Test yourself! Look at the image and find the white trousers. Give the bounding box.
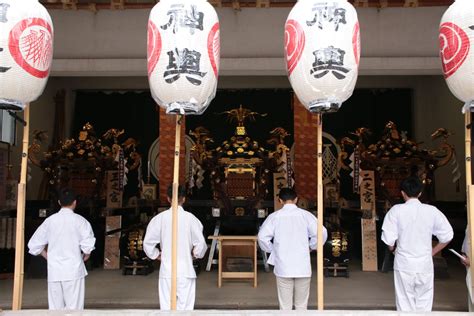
[159,277,196,310]
[48,277,85,310]
[394,270,433,312]
[275,276,311,310]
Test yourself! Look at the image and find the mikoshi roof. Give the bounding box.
[40,0,454,10]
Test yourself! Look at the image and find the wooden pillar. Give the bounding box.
[316,113,324,310]
[170,115,182,310]
[158,108,186,203]
[12,105,29,310]
[293,95,318,200]
[465,113,474,299]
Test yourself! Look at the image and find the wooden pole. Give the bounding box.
[12,104,30,310]
[170,114,182,310]
[464,112,474,298]
[316,113,324,310]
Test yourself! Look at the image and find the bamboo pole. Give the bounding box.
[12,104,30,310]
[316,113,324,310]
[170,114,182,310]
[465,112,474,298]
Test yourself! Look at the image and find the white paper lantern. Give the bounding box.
[285,0,360,113]
[148,0,220,115]
[439,0,474,113]
[0,0,54,111]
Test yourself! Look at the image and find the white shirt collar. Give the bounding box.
[281,203,298,210]
[59,207,74,213]
[405,198,421,205]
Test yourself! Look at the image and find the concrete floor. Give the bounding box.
[0,259,470,311]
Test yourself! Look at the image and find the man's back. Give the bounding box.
[28,208,95,282]
[382,199,453,273]
[258,204,327,277]
[144,206,207,279]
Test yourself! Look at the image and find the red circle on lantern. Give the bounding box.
[147,20,161,77]
[352,22,360,66]
[8,18,53,79]
[439,22,470,79]
[285,19,305,76]
[207,22,220,78]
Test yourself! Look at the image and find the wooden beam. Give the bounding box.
[354,0,369,8]
[61,0,77,10]
[232,0,241,11]
[209,0,223,7]
[404,0,420,7]
[110,0,125,10]
[88,3,97,13]
[256,0,271,8]
[379,0,389,8]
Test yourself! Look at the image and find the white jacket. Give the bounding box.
[382,199,453,273]
[143,206,207,279]
[258,204,328,278]
[28,208,96,282]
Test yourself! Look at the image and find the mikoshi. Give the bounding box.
[284,0,360,309]
[147,0,220,309]
[0,0,54,310]
[439,0,474,304]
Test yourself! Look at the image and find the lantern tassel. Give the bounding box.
[462,100,474,114]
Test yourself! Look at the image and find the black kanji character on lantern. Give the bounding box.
[164,48,206,86]
[310,46,350,80]
[161,4,204,34]
[307,3,346,31]
[0,3,9,23]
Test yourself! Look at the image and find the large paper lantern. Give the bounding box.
[148,0,220,115]
[439,0,474,113]
[285,0,360,113]
[0,0,54,111]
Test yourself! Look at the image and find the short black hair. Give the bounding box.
[167,184,187,200]
[58,188,76,206]
[400,176,423,198]
[278,187,297,201]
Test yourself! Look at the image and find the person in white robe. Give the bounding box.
[28,188,96,310]
[258,187,328,310]
[461,227,473,311]
[382,176,453,312]
[143,185,207,310]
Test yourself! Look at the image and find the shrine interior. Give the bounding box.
[0,0,472,311]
